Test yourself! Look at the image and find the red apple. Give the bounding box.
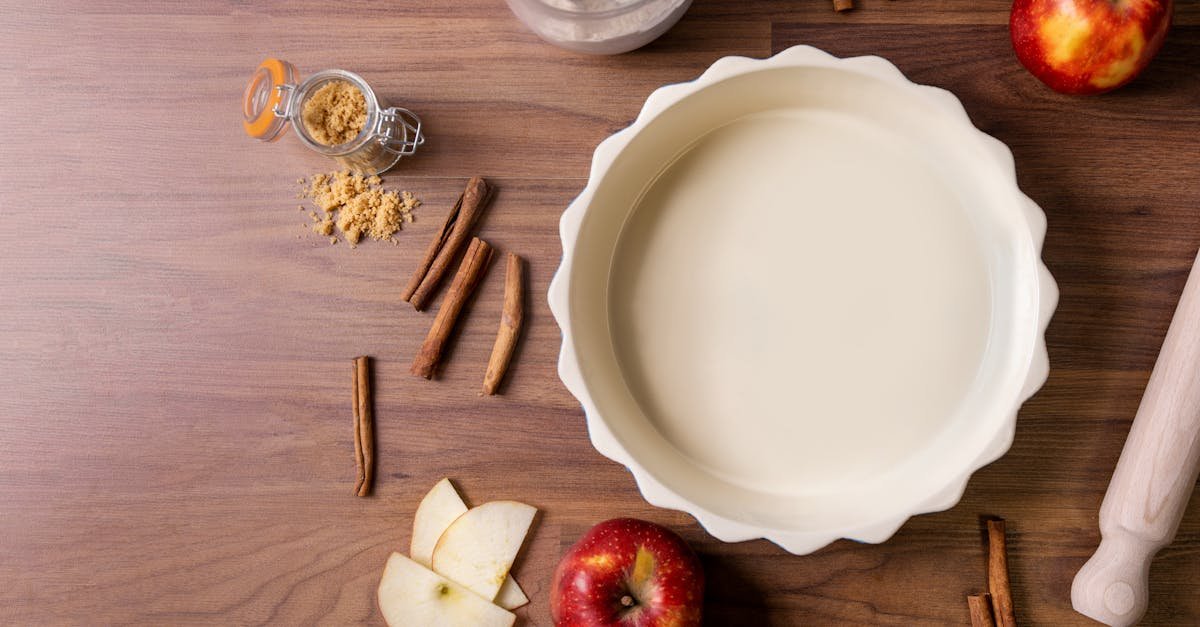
[1010,0,1172,94]
[551,518,703,627]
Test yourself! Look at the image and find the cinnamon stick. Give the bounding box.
[402,177,492,311]
[352,355,374,497]
[986,519,1016,627]
[352,363,364,493]
[968,593,996,627]
[483,253,525,395]
[411,238,494,379]
[833,0,853,11]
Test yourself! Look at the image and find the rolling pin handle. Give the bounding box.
[1071,527,1156,625]
[1073,248,1200,625]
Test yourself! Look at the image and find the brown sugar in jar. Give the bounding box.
[243,59,424,175]
[301,80,367,146]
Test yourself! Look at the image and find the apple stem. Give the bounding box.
[620,595,636,608]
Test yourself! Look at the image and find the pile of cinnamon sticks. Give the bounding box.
[968,518,1018,627]
[349,177,525,498]
[404,176,524,393]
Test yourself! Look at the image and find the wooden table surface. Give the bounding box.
[4,1,1200,625]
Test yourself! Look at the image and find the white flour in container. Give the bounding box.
[546,0,686,42]
[513,0,691,51]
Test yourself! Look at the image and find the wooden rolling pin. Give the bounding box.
[1072,249,1200,626]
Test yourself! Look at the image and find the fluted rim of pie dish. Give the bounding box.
[548,45,1057,554]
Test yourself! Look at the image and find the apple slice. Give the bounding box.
[411,479,529,607]
[411,478,469,567]
[378,552,515,627]
[495,576,529,610]
[431,500,537,602]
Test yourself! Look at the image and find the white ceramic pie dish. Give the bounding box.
[548,45,1057,554]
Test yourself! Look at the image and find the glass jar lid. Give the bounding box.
[243,58,297,141]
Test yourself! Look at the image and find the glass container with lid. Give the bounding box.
[242,58,424,175]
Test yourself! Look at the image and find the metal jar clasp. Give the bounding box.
[379,107,425,156]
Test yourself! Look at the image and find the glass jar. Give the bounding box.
[242,58,424,175]
[505,0,693,54]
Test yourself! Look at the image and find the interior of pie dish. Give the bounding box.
[564,65,1044,533]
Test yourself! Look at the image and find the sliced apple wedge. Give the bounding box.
[378,552,515,627]
[411,478,470,567]
[411,479,528,606]
[431,500,537,602]
[495,576,529,610]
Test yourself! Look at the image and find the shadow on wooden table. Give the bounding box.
[700,551,776,626]
[1132,25,1200,93]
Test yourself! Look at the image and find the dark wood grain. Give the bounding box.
[1,1,1198,625]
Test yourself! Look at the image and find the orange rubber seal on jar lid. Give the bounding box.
[243,58,294,141]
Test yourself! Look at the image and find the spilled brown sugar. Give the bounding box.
[300,171,419,247]
[301,80,367,146]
